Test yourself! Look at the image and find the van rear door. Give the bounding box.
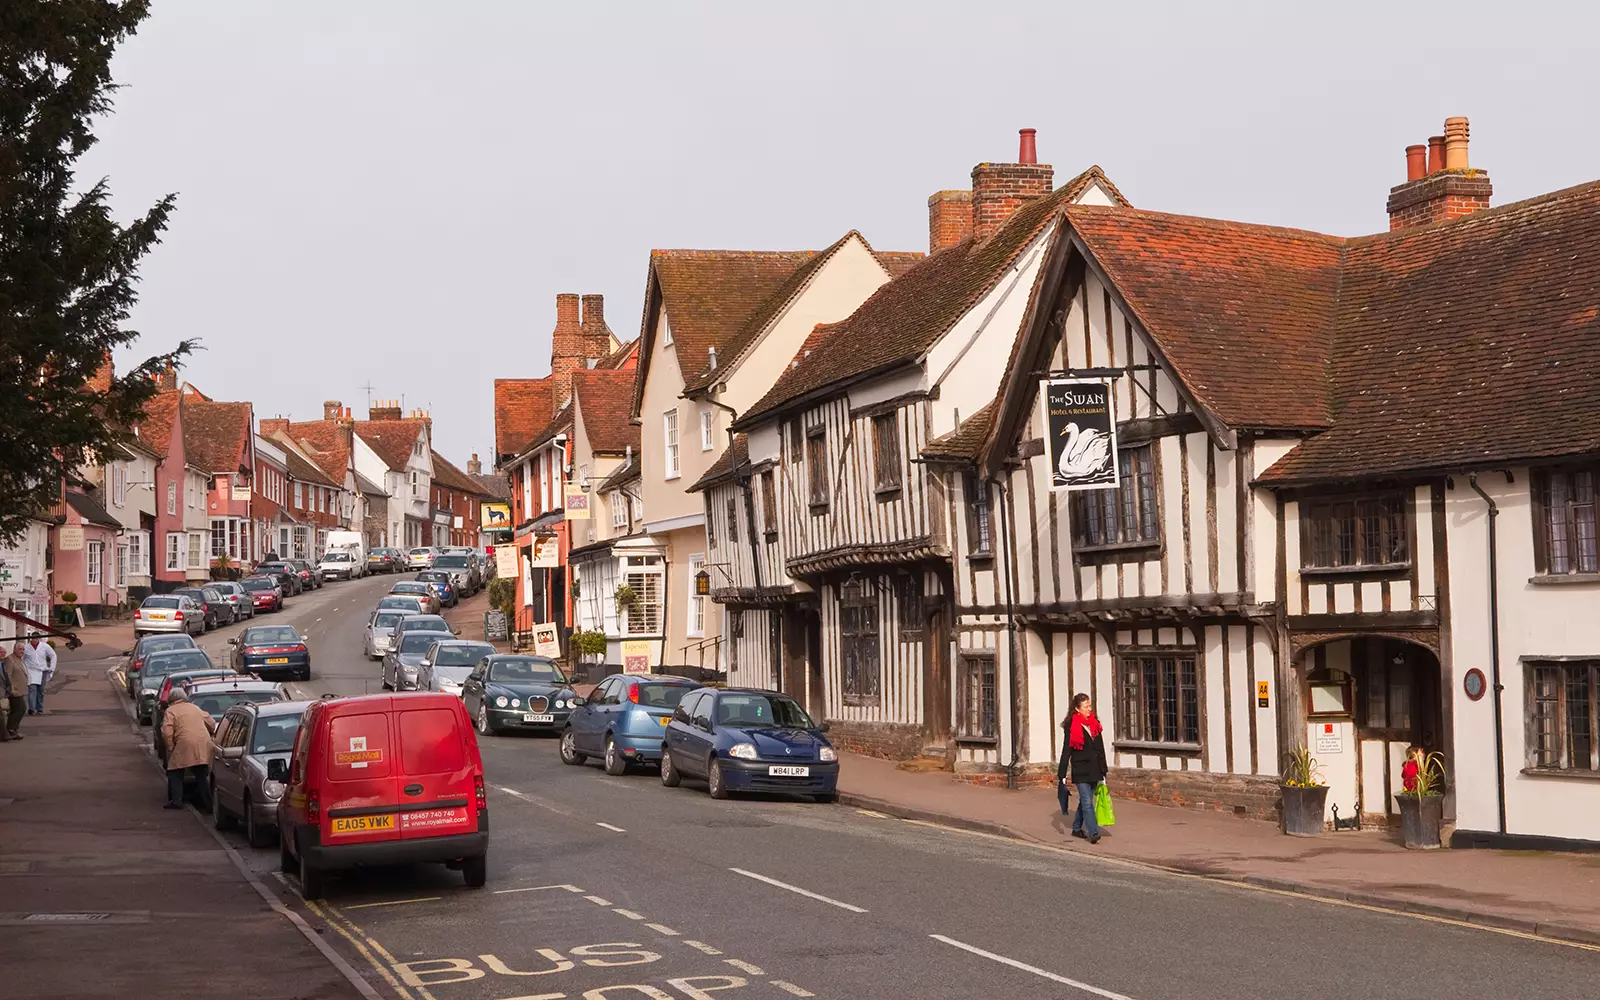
[395,701,478,839]
[322,706,402,846]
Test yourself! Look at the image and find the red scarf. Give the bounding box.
[1068,711,1102,751]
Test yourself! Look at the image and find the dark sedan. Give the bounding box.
[239,575,284,612]
[366,548,400,574]
[661,688,839,802]
[462,655,578,736]
[228,624,311,681]
[123,633,199,698]
[253,562,302,596]
[287,558,322,590]
[382,630,452,691]
[172,587,225,631]
[415,570,458,608]
[135,649,217,725]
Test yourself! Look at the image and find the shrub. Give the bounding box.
[486,577,516,617]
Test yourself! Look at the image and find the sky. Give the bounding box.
[87,1,1600,466]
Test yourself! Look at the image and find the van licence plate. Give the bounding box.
[522,713,554,723]
[331,814,395,834]
[768,765,810,777]
[266,657,289,664]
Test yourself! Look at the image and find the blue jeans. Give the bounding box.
[1071,782,1100,838]
[26,683,44,714]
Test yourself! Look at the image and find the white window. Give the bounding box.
[662,314,673,347]
[624,570,663,636]
[128,532,144,573]
[294,481,303,508]
[115,543,128,587]
[113,463,127,507]
[317,529,328,553]
[410,471,418,497]
[86,540,103,586]
[611,491,627,529]
[700,408,715,451]
[278,527,291,557]
[227,519,239,558]
[166,532,182,571]
[632,494,644,520]
[188,532,204,569]
[167,482,177,515]
[664,410,680,480]
[210,518,227,557]
[688,554,705,637]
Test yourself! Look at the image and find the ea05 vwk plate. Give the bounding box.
[331,814,395,834]
[768,765,810,777]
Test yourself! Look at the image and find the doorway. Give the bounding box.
[805,608,824,721]
[924,607,951,748]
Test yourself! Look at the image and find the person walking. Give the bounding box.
[22,634,56,715]
[1,641,27,740]
[1058,693,1108,844]
[161,688,217,810]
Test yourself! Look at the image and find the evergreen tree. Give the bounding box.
[0,0,192,542]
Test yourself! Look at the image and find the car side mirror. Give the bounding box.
[571,696,587,707]
[266,758,289,782]
[227,638,238,645]
[451,627,461,635]
[298,635,308,642]
[420,659,431,668]
[220,746,244,760]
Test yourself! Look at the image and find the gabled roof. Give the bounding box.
[469,472,511,500]
[66,490,121,528]
[285,420,353,484]
[574,369,641,456]
[182,400,252,475]
[355,470,389,497]
[737,167,1122,427]
[688,434,748,493]
[922,401,997,463]
[597,338,639,370]
[133,390,181,456]
[354,420,428,472]
[431,452,486,496]
[493,378,553,460]
[520,409,574,459]
[281,447,341,489]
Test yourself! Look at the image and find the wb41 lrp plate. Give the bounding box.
[768,765,810,777]
[331,814,395,834]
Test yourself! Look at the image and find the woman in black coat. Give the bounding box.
[1058,692,1108,843]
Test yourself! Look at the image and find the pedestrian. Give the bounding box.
[22,634,56,715]
[1402,744,1424,792]
[1058,693,1108,844]
[2,640,28,740]
[161,688,217,810]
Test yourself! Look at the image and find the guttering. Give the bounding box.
[995,473,1023,790]
[1467,473,1508,836]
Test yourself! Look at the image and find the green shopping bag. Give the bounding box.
[1094,782,1116,827]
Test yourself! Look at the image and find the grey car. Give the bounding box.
[210,699,308,848]
[387,580,440,614]
[432,553,479,596]
[375,594,429,618]
[209,581,255,622]
[134,594,206,636]
[416,640,496,697]
[383,630,454,691]
[363,608,418,660]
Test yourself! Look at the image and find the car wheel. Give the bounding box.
[462,852,487,889]
[299,665,310,682]
[603,737,628,776]
[298,852,325,901]
[381,666,393,691]
[660,749,681,787]
[211,784,233,830]
[245,795,273,849]
[708,759,730,800]
[559,728,586,765]
[279,836,296,875]
[476,704,495,737]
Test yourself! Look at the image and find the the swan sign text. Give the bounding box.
[1042,378,1119,491]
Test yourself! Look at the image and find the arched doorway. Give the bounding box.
[1297,634,1443,825]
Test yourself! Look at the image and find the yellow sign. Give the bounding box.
[563,487,590,520]
[1257,680,1270,708]
[530,535,560,568]
[622,640,650,675]
[532,622,560,658]
[480,502,512,531]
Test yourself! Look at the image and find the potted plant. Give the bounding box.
[613,583,637,615]
[1397,751,1447,849]
[1280,746,1329,837]
[58,590,79,625]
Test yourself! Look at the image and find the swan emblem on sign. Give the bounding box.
[1057,423,1112,482]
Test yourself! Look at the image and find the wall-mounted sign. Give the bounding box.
[1042,379,1118,491]
[532,622,560,658]
[622,640,651,675]
[530,535,560,568]
[1315,723,1343,755]
[1256,680,1270,708]
[231,484,251,501]
[453,516,464,529]
[481,502,512,531]
[58,526,85,552]
[494,545,518,579]
[1463,667,1488,702]
[0,557,22,593]
[564,487,590,520]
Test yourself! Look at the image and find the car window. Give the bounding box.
[488,658,567,684]
[202,588,223,601]
[377,597,418,611]
[398,707,465,775]
[192,690,279,719]
[142,596,181,609]
[398,616,449,633]
[139,635,196,655]
[671,691,698,724]
[244,626,301,645]
[399,633,447,654]
[240,578,273,591]
[714,693,815,729]
[434,644,493,666]
[214,715,239,747]
[590,678,617,706]
[691,693,714,730]
[143,651,213,678]
[372,611,406,629]
[634,682,695,710]
[252,713,302,754]
[434,555,469,569]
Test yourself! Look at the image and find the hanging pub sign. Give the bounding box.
[563,486,590,520]
[481,502,512,531]
[532,622,560,658]
[530,534,560,569]
[1042,378,1118,492]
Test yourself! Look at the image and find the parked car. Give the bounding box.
[135,649,216,724]
[375,594,428,617]
[168,588,221,631]
[254,562,302,596]
[661,688,839,802]
[462,655,578,737]
[431,553,479,596]
[561,674,699,774]
[277,692,488,899]
[133,594,205,637]
[415,640,496,697]
[391,614,454,639]
[382,630,453,691]
[366,547,401,574]
[239,575,285,613]
[415,570,458,608]
[122,633,199,698]
[406,546,438,569]
[152,666,237,757]
[287,559,322,590]
[160,677,284,764]
[209,581,256,622]
[210,700,308,847]
[229,624,312,681]
[363,609,417,660]
[388,580,440,614]
[317,551,360,581]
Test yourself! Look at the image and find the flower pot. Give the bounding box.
[1397,794,1443,849]
[1280,784,1329,837]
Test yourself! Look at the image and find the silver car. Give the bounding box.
[134,594,205,636]
[387,580,440,614]
[416,640,496,697]
[209,581,255,622]
[407,546,437,569]
[431,553,478,596]
[210,700,308,848]
[383,630,454,691]
[363,608,418,660]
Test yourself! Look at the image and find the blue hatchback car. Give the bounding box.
[660,687,839,801]
[560,674,699,774]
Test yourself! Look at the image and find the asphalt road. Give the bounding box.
[211,572,1600,1000]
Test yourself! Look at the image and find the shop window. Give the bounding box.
[1533,468,1599,575]
[187,532,204,570]
[1301,493,1409,571]
[1071,445,1159,551]
[839,582,880,706]
[211,519,227,557]
[86,540,102,586]
[871,412,901,492]
[1117,652,1200,749]
[958,654,997,740]
[964,473,993,557]
[1528,661,1599,772]
[625,571,662,636]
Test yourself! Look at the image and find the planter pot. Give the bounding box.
[1397,794,1444,849]
[1280,784,1329,837]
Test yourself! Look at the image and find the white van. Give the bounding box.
[321,531,366,578]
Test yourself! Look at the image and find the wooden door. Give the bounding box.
[924,606,951,747]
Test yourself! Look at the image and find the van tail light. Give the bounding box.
[473,773,486,813]
[307,790,321,825]
[628,684,639,704]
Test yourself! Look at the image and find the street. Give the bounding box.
[165,574,1600,1000]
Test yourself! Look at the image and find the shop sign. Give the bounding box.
[564,487,590,520]
[532,622,560,658]
[622,640,650,675]
[58,527,85,552]
[1315,723,1343,755]
[494,545,518,578]
[481,502,512,531]
[1042,378,1118,491]
[530,535,560,568]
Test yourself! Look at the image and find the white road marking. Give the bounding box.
[930,934,1138,999]
[772,982,815,997]
[613,908,645,921]
[344,896,441,909]
[723,959,764,976]
[854,808,890,819]
[583,895,612,906]
[727,867,868,913]
[645,923,679,936]
[595,821,626,833]
[493,884,584,895]
[683,940,723,956]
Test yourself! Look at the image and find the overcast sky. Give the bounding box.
[89,1,1600,465]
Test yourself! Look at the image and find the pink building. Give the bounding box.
[51,490,122,620]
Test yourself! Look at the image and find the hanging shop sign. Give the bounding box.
[530,535,561,568]
[1042,378,1118,491]
[532,622,560,658]
[563,487,590,520]
[495,545,518,579]
[480,502,512,531]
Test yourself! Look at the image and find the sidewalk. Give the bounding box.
[836,752,1600,946]
[0,653,366,999]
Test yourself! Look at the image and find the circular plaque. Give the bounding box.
[1463,667,1488,702]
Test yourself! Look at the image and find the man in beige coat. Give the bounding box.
[1,642,27,740]
[162,688,217,810]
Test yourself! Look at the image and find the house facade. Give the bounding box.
[84,435,160,600]
[51,489,123,619]
[351,404,434,549]
[0,515,54,638]
[250,435,291,561]
[182,390,257,572]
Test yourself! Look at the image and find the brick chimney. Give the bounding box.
[971,128,1054,243]
[88,352,114,393]
[323,399,342,421]
[1387,116,1492,231]
[259,417,289,436]
[467,453,482,476]
[928,190,973,253]
[581,294,613,363]
[549,293,584,415]
[369,399,402,421]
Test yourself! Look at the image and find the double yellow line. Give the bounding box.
[304,898,439,1000]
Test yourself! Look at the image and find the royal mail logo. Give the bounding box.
[336,736,383,766]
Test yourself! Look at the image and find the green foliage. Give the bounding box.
[486,577,515,617]
[1402,751,1448,798]
[0,1,194,543]
[571,629,608,658]
[58,591,78,605]
[613,583,637,613]
[1281,746,1324,788]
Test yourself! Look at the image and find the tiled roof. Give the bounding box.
[66,490,120,528]
[285,420,352,485]
[431,452,485,496]
[688,434,748,493]
[596,458,639,494]
[574,369,640,455]
[469,472,511,500]
[183,399,252,474]
[873,251,925,278]
[133,390,180,457]
[923,401,997,462]
[281,447,341,489]
[597,339,639,370]
[354,420,427,472]
[738,167,1119,426]
[493,378,552,460]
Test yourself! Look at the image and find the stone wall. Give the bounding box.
[827,720,924,761]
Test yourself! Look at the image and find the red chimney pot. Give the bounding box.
[1426,135,1446,175]
[1018,128,1038,165]
[1405,144,1427,182]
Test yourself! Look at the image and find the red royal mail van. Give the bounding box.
[276,692,487,899]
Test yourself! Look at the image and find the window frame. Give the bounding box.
[1070,443,1162,560]
[896,572,923,637]
[964,472,994,560]
[1526,659,1600,773]
[1298,490,1412,575]
[624,569,664,637]
[188,531,204,569]
[687,554,705,638]
[838,582,881,707]
[957,653,998,742]
[700,407,715,451]
[165,531,183,572]
[115,542,129,588]
[1531,466,1599,577]
[86,539,103,586]
[663,410,680,480]
[726,496,739,544]
[806,426,829,512]
[760,470,777,538]
[611,491,628,529]
[871,411,902,495]
[1115,649,1203,754]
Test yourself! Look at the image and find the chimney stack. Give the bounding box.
[369,399,402,421]
[550,293,585,416]
[467,453,482,476]
[1387,116,1492,231]
[259,417,288,436]
[323,399,342,421]
[970,128,1054,243]
[581,294,614,362]
[927,190,973,253]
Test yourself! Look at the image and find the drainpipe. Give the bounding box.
[1467,473,1507,836]
[994,472,1023,790]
